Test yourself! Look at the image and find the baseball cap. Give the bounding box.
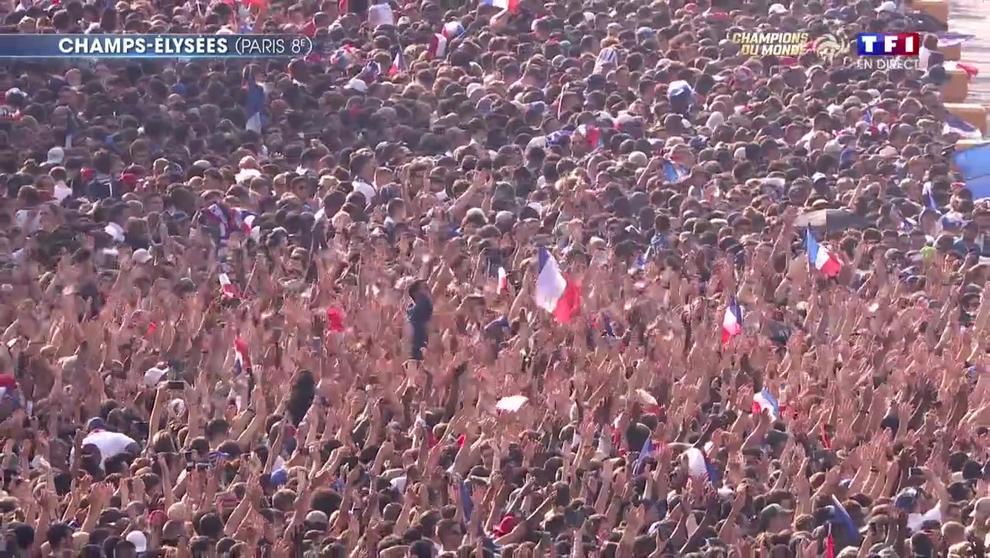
[768,3,789,15]
[876,1,897,12]
[125,531,147,553]
[46,147,65,166]
[345,78,368,93]
[131,249,152,264]
[86,417,108,432]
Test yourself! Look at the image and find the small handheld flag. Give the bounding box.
[219,273,241,299]
[662,160,688,183]
[633,438,654,475]
[428,34,448,59]
[684,447,719,486]
[533,248,580,323]
[752,388,780,420]
[805,229,842,278]
[233,336,251,376]
[721,297,743,345]
[388,49,407,77]
[496,266,508,294]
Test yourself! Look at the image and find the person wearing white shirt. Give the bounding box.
[349,149,378,206]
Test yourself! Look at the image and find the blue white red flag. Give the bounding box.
[805,229,842,278]
[534,248,580,323]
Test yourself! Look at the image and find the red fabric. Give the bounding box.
[493,515,517,537]
[957,62,979,79]
[552,279,581,323]
[234,337,249,354]
[326,307,345,332]
[302,20,316,38]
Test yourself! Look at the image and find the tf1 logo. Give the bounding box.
[856,33,921,56]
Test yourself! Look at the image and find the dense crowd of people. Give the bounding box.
[0,0,986,556]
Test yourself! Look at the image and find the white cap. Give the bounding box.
[143,366,166,387]
[876,1,897,12]
[131,248,152,264]
[46,146,65,165]
[627,151,648,167]
[345,78,368,93]
[125,531,147,553]
[878,145,899,158]
[768,3,788,15]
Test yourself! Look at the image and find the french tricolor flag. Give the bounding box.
[721,297,743,345]
[388,49,407,77]
[752,388,780,420]
[684,447,719,486]
[428,33,448,59]
[480,0,520,13]
[496,266,508,295]
[233,337,251,376]
[534,248,581,324]
[219,273,240,299]
[576,124,603,150]
[805,229,842,278]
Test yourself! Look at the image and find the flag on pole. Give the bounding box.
[533,248,580,323]
[805,229,842,278]
[721,297,743,345]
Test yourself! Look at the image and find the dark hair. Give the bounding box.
[286,369,316,426]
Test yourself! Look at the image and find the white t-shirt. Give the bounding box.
[908,505,943,532]
[82,431,138,464]
[352,180,376,206]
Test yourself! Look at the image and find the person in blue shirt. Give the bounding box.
[406,279,433,361]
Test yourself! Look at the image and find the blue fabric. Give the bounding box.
[245,81,266,119]
[407,294,433,360]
